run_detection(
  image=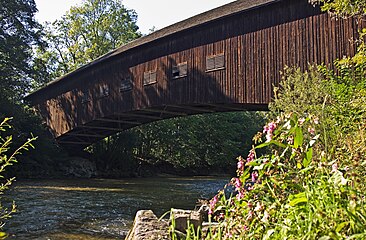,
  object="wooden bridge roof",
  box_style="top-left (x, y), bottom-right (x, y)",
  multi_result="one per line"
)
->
top-left (25, 0), bottom-right (279, 101)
